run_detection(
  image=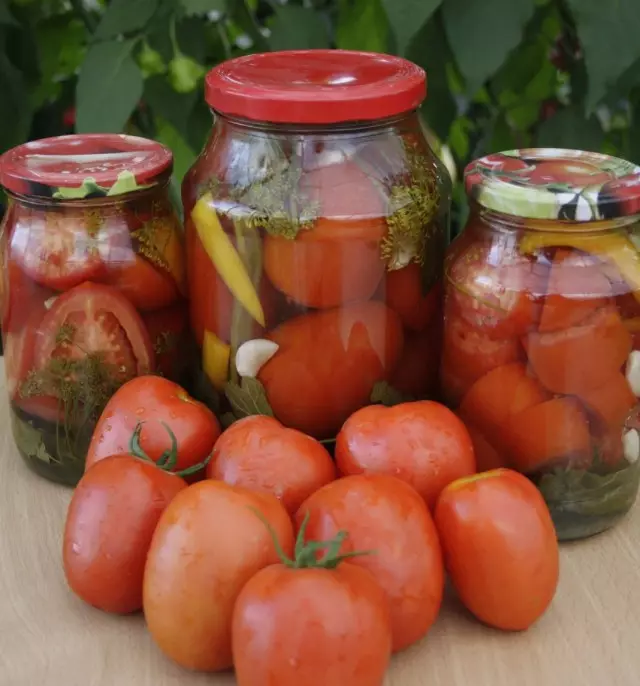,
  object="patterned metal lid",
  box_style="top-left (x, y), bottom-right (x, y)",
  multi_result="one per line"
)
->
top-left (0, 134), bottom-right (173, 199)
top-left (464, 148), bottom-right (640, 222)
